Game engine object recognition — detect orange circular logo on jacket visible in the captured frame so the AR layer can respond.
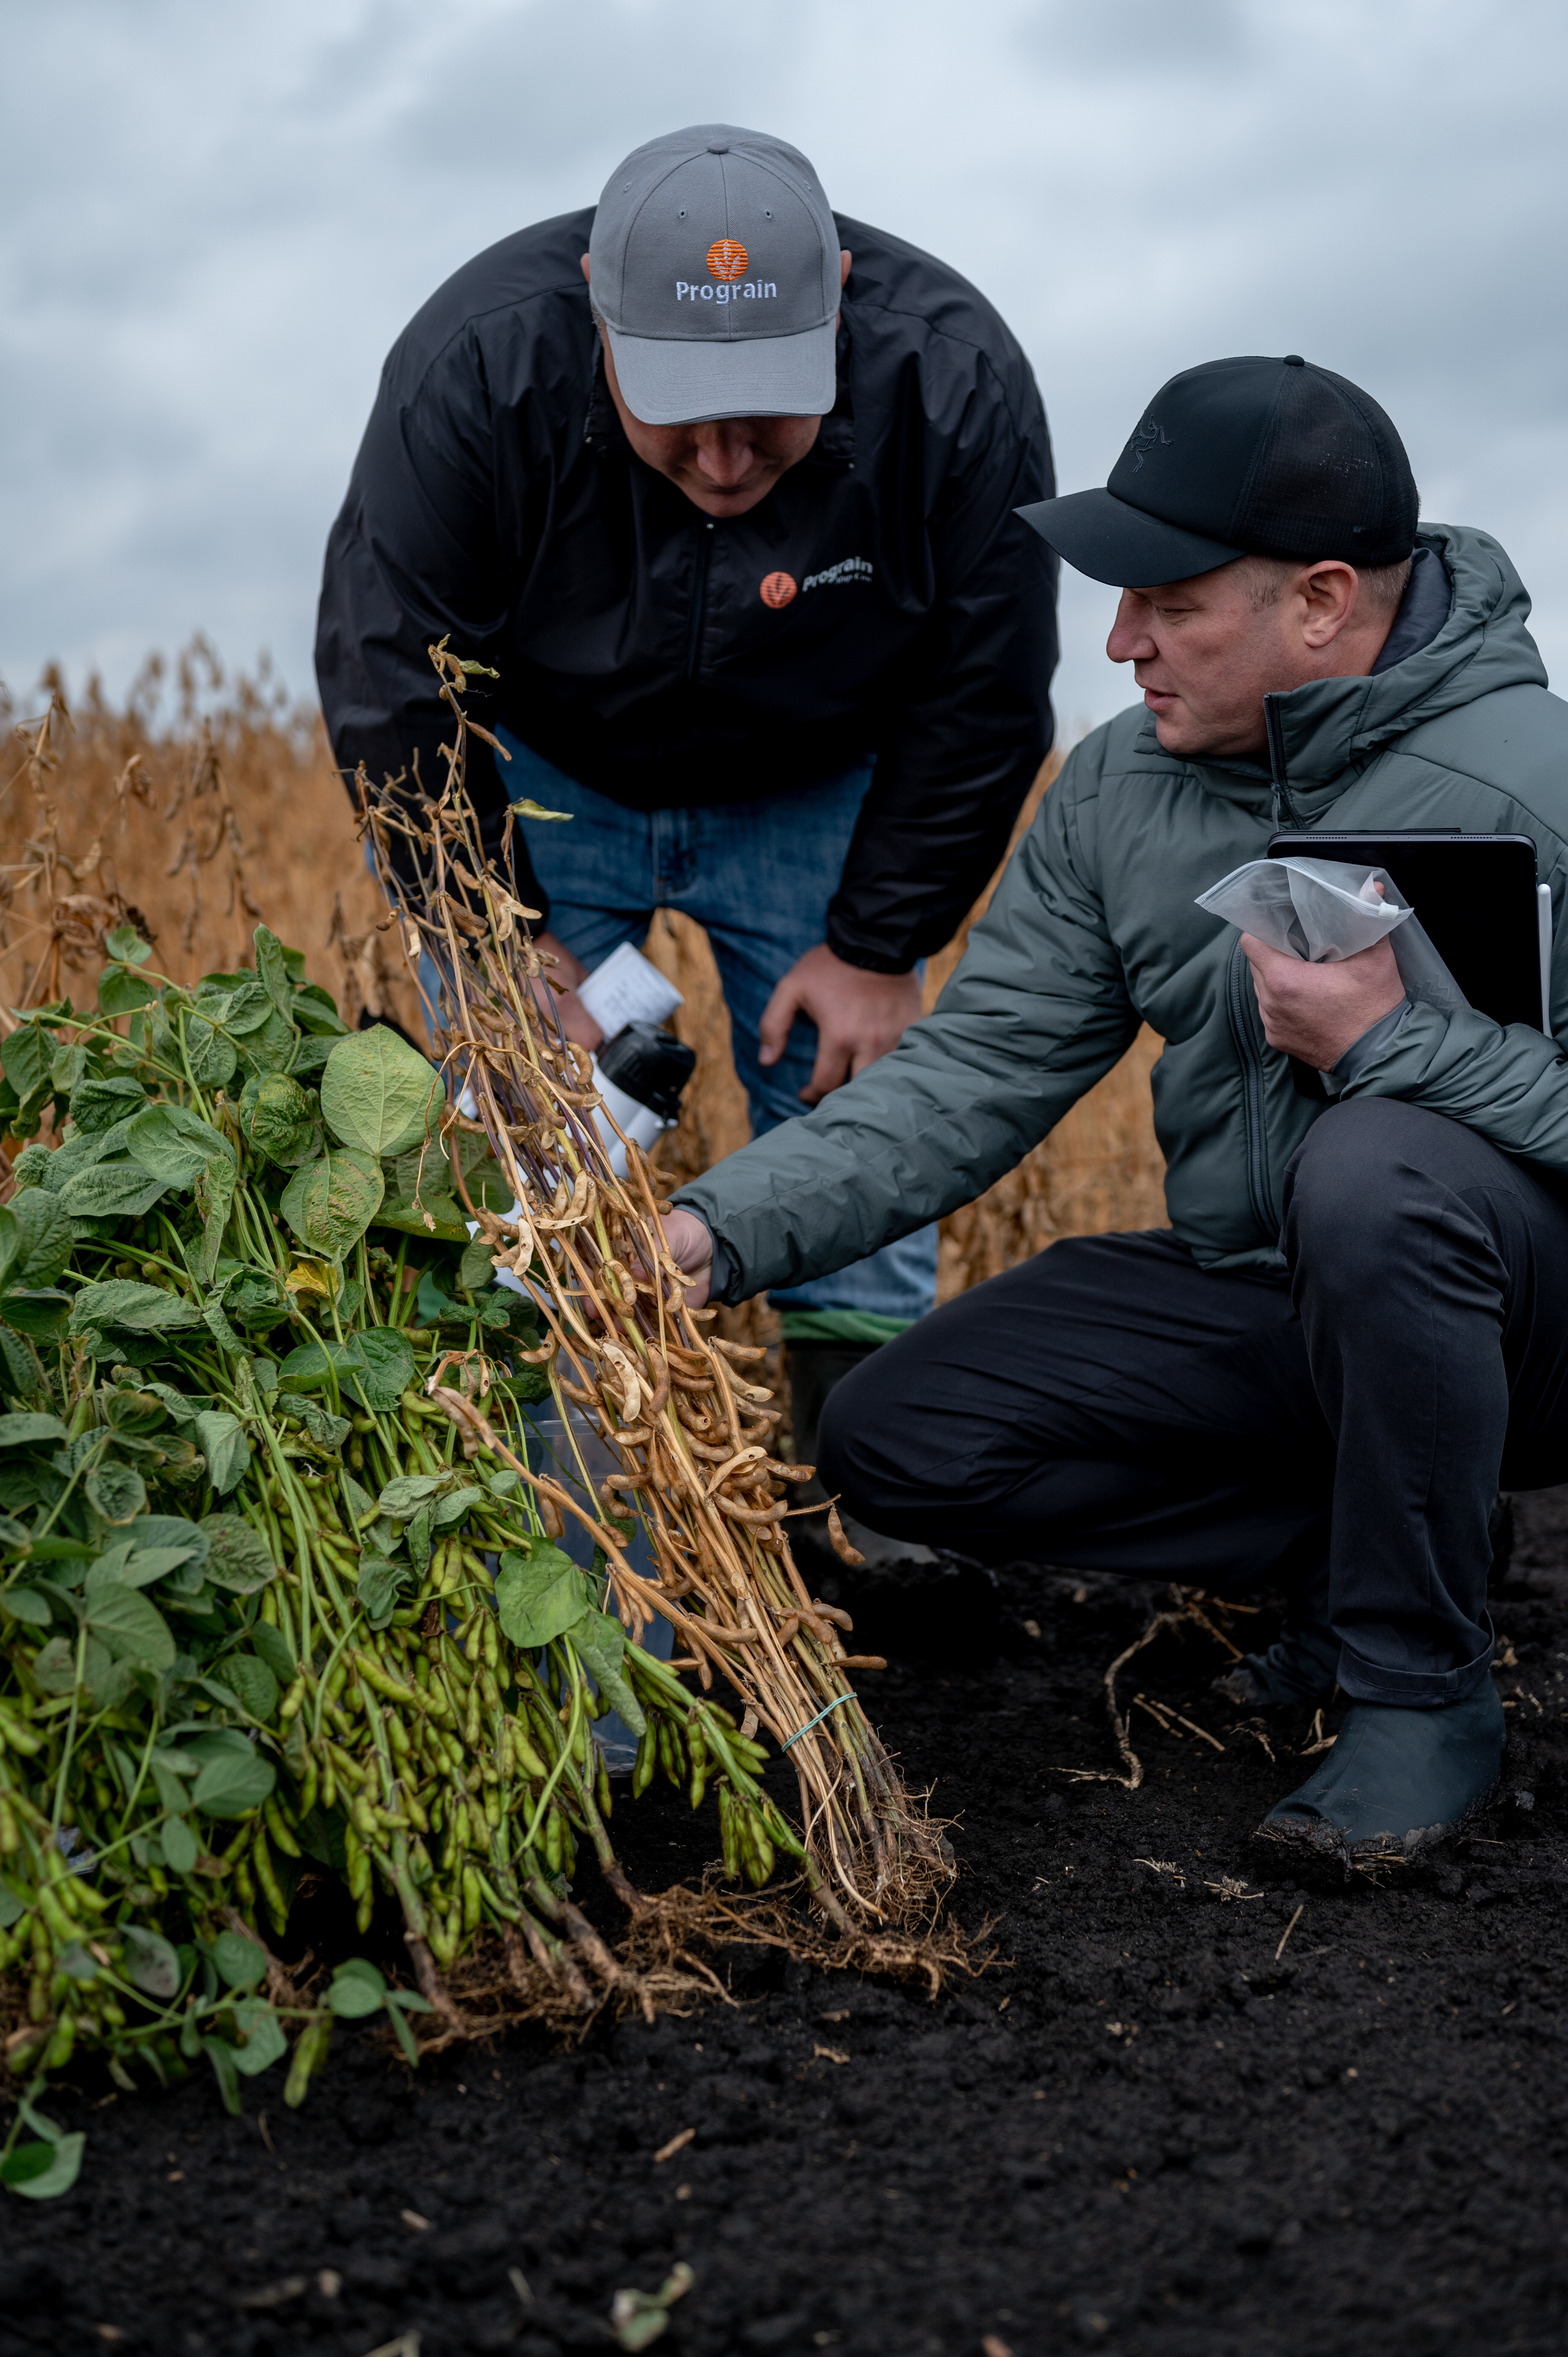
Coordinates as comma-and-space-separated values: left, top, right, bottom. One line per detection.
707, 238, 749, 281
760, 572, 797, 609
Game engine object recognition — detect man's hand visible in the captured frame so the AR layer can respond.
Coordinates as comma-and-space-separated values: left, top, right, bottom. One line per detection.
658, 1208, 714, 1308
534, 930, 604, 1052
1240, 931, 1405, 1069
758, 942, 923, 1106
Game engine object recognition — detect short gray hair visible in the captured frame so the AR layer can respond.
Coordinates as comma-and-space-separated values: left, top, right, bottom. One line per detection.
1234, 550, 1413, 619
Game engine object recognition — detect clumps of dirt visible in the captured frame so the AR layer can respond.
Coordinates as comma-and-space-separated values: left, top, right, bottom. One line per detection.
4, 1496, 1568, 2357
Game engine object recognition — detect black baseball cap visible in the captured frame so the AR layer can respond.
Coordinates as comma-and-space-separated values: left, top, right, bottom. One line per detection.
1018, 354, 1418, 586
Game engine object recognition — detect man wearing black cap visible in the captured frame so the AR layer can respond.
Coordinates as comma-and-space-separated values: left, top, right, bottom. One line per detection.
315, 124, 1056, 1489
663, 353, 1568, 1860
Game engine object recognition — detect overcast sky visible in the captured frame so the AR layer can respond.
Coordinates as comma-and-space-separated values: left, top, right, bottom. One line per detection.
4, 0, 1566, 740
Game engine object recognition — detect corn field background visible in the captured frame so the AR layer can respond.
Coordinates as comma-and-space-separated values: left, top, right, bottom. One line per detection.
0, 647, 1167, 1312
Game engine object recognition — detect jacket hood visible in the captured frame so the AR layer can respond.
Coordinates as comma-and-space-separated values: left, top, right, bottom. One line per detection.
1260, 522, 1547, 810
1131, 522, 1549, 818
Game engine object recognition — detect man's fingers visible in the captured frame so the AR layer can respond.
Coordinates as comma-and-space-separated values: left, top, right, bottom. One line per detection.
658, 1208, 714, 1308
798, 1033, 852, 1107
757, 975, 802, 1068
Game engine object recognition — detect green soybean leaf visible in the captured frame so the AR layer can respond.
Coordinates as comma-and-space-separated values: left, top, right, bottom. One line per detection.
191, 1743, 276, 1818
341, 1325, 415, 1413
239, 1070, 321, 1168
279, 1149, 383, 1260
374, 1471, 453, 1519
3, 1189, 74, 1287
56, 1159, 172, 1220
191, 1156, 237, 1287
495, 1541, 593, 1650
182, 1016, 239, 1090
253, 926, 295, 1019
98, 963, 158, 1017
232, 1999, 287, 2077
327, 1958, 387, 2018
275, 1335, 363, 1392
86, 1579, 174, 1666
161, 1813, 199, 1874
0, 1587, 51, 1626
432, 1485, 483, 1531
132, 1511, 209, 1565
0, 1289, 71, 1341
119, 1922, 182, 2000
353, 1554, 404, 1629
214, 1929, 269, 1990
199, 1515, 277, 1593
84, 1460, 148, 1526
70, 1280, 203, 1336
249, 1622, 294, 1681
105, 924, 153, 966
2, 2133, 85, 2200
194, 1409, 250, 1496
69, 1077, 151, 1136
0, 1411, 68, 1449
320, 1028, 444, 1158
124, 1103, 233, 1187
224, 1655, 279, 1720
88, 1543, 197, 1590
0, 1026, 52, 1101
204, 2036, 243, 2117
566, 1607, 646, 1736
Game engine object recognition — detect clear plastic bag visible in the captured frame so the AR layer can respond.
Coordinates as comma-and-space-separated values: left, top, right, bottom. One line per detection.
1195, 857, 1468, 1014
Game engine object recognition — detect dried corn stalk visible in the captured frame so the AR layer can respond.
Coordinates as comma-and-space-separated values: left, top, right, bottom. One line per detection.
359, 645, 953, 1930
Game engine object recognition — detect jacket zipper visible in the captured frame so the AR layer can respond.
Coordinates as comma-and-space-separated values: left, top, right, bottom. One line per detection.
684, 520, 715, 685
1263, 691, 1302, 830
1226, 937, 1279, 1240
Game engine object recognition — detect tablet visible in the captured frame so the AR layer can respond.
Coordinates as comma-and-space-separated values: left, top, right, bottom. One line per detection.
1266, 830, 1552, 1034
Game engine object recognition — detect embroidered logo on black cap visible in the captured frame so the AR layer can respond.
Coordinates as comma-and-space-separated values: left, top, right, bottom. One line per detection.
1129, 418, 1173, 472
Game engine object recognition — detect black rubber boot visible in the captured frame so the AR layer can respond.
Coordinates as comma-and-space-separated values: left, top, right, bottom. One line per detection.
1258, 1682, 1505, 1861
1213, 1601, 1341, 1710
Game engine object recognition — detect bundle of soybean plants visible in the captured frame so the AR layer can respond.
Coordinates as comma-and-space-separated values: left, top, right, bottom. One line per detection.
0, 911, 755, 2199
361, 642, 955, 1944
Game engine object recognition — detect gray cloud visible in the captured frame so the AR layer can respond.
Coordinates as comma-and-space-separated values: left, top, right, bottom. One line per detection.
2, 0, 1565, 741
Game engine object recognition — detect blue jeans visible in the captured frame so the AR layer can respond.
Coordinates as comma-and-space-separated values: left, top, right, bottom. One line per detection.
496, 728, 938, 1330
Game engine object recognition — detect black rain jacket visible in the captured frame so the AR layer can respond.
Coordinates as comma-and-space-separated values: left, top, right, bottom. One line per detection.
314, 208, 1057, 970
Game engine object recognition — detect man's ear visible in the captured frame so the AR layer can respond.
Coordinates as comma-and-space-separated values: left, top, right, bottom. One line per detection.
580, 253, 591, 283
839, 249, 852, 288
1299, 561, 1361, 649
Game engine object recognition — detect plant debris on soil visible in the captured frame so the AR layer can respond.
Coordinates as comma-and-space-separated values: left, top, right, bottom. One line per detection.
6, 1488, 1568, 2356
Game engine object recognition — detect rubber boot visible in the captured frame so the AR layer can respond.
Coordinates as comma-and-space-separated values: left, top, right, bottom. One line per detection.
787, 1340, 937, 1571
1258, 1682, 1506, 1861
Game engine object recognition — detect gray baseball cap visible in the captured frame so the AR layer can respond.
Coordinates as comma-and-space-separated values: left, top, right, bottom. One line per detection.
588, 124, 840, 427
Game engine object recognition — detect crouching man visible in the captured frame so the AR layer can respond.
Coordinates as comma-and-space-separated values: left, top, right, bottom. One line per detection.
653, 351, 1568, 1860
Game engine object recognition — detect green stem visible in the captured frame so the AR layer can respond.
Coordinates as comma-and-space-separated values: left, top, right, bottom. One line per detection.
49, 1624, 90, 1836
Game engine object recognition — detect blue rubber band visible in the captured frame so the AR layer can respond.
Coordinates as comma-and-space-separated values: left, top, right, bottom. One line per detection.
780, 1691, 858, 1755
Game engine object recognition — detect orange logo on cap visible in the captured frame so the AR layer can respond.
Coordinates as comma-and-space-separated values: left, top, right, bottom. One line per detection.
707, 238, 749, 282
760, 572, 797, 609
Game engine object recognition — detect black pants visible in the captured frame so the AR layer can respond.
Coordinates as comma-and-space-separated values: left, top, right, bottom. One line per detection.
818, 1100, 1568, 1706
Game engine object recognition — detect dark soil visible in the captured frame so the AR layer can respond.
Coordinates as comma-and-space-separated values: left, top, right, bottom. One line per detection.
8, 1497, 1568, 2357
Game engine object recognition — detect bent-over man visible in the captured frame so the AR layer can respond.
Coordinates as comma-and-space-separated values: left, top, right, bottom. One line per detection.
660, 352, 1568, 1858
315, 122, 1057, 1480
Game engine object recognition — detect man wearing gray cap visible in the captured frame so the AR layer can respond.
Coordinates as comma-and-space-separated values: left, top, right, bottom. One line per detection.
316, 123, 1057, 1482
662, 351, 1568, 1860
